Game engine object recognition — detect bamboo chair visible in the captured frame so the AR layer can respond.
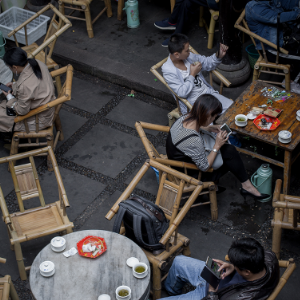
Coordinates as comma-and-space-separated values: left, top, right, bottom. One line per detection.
225, 255, 295, 300
135, 121, 218, 221
7, 3, 72, 94
59, 0, 112, 38
9, 65, 74, 172
106, 159, 214, 300
0, 258, 19, 300
235, 9, 291, 91
271, 179, 300, 259
150, 45, 231, 126
0, 147, 74, 280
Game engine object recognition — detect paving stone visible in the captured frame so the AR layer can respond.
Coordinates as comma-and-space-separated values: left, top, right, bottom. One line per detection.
56, 109, 88, 148
69, 77, 117, 113
106, 97, 169, 136
80, 191, 122, 232
63, 124, 144, 177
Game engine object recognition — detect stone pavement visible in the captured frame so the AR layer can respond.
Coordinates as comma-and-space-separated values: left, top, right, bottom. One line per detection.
0, 70, 300, 299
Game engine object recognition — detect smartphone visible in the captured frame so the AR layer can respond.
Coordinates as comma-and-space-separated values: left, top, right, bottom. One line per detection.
220, 123, 232, 137
200, 256, 221, 289
0, 83, 12, 93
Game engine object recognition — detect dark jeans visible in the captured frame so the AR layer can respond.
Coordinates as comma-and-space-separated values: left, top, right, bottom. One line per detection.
201, 144, 249, 183
169, 0, 218, 35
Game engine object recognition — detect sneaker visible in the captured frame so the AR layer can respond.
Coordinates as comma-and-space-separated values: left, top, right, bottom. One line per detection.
229, 135, 241, 148
154, 18, 176, 30
161, 38, 169, 47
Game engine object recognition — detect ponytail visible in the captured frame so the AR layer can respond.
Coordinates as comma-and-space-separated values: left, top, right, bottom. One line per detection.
3, 47, 42, 80
28, 58, 42, 79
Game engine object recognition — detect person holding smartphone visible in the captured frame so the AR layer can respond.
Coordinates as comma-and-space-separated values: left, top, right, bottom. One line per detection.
166, 94, 268, 200
159, 238, 279, 300
0, 47, 56, 136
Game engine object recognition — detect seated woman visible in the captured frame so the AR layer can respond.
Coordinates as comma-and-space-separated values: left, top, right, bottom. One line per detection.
166, 94, 268, 200
0, 47, 56, 136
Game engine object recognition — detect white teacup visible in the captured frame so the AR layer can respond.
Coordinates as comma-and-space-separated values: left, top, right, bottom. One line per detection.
132, 262, 148, 279
116, 286, 131, 300
235, 114, 248, 127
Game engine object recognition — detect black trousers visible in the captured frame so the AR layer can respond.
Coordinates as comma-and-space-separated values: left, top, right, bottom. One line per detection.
169, 0, 209, 35
201, 144, 249, 183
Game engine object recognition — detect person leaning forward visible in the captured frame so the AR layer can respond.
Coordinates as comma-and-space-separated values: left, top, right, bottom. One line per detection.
0, 47, 56, 134
159, 238, 280, 300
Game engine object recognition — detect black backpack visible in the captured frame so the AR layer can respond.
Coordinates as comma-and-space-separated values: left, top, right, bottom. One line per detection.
113, 195, 169, 252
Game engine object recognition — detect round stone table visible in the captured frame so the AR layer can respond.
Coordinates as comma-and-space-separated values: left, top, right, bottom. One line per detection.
30, 230, 150, 300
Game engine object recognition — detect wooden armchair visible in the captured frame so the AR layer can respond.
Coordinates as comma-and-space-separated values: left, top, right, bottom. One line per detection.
8, 3, 72, 94
150, 45, 231, 126
59, 0, 112, 38
225, 254, 295, 300
106, 159, 212, 300
0, 258, 19, 300
10, 65, 74, 171
271, 179, 300, 259
235, 9, 291, 91
0, 147, 74, 280
135, 121, 218, 221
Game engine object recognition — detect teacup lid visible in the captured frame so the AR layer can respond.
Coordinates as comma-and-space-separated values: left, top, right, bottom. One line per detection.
51, 237, 66, 248
39, 261, 55, 273
126, 257, 139, 268
278, 130, 292, 139
98, 295, 111, 300
297, 110, 300, 117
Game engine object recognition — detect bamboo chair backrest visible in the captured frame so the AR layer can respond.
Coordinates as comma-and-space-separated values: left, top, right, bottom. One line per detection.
234, 9, 288, 65
0, 147, 70, 214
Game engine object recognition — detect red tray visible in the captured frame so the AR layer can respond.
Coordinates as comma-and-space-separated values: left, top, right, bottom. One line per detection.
253, 114, 281, 131
77, 236, 107, 258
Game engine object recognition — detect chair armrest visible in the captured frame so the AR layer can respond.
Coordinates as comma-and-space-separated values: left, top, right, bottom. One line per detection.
137, 121, 170, 133
0, 257, 6, 264
0, 186, 11, 225
211, 70, 231, 87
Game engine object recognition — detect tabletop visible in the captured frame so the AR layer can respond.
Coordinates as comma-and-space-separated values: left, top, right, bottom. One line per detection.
29, 230, 150, 300
217, 81, 300, 151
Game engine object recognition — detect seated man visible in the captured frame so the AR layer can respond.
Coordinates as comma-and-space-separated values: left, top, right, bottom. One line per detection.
162, 33, 233, 116
160, 238, 279, 300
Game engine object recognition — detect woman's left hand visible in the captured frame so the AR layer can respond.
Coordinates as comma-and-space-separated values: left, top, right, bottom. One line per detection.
2, 90, 10, 97
207, 125, 221, 133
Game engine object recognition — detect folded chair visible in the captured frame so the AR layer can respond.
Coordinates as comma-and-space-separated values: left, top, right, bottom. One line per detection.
150, 45, 231, 126
272, 179, 300, 259
106, 159, 214, 300
8, 3, 72, 94
135, 121, 218, 221
0, 147, 74, 280
10, 65, 73, 171
235, 9, 291, 91
0, 258, 19, 300
225, 254, 295, 300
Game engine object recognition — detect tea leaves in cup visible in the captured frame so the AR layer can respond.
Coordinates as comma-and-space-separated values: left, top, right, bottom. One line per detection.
135, 266, 146, 273
118, 290, 129, 297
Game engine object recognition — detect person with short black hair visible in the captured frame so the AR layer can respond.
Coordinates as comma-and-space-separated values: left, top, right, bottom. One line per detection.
0, 47, 56, 136
159, 238, 280, 300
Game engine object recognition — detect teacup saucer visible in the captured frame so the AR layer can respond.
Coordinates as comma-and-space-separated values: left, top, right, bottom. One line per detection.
235, 121, 247, 127
51, 244, 66, 253
133, 271, 148, 279
40, 269, 55, 277
246, 113, 256, 120
278, 137, 291, 144
297, 116, 300, 121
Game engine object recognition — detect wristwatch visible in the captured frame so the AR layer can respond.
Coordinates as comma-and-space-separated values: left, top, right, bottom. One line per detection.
212, 148, 218, 153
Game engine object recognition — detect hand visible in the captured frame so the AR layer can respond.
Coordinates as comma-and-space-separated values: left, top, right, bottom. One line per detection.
208, 284, 218, 292
218, 44, 229, 59
6, 82, 13, 88
207, 125, 221, 133
2, 90, 10, 97
214, 130, 228, 150
190, 62, 202, 77
213, 259, 235, 279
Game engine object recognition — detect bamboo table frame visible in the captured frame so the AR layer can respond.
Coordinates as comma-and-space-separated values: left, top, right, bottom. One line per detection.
217, 81, 300, 195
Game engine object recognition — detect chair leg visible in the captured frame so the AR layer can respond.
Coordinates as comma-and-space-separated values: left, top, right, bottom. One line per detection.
84, 5, 94, 38
183, 245, 191, 257
253, 66, 259, 82
10, 280, 20, 300
152, 263, 161, 300
9, 136, 19, 171
14, 242, 27, 280
105, 0, 112, 17
199, 6, 204, 27
46, 137, 54, 172
285, 72, 290, 91
117, 0, 124, 21
209, 189, 218, 221
207, 15, 216, 49
272, 207, 284, 259
55, 114, 64, 141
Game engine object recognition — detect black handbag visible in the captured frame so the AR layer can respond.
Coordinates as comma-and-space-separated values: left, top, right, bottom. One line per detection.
113, 195, 169, 252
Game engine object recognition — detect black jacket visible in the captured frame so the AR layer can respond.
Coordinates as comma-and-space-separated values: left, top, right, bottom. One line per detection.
204, 251, 280, 300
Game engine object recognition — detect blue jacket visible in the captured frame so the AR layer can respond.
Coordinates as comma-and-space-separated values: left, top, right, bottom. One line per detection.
245, 0, 300, 50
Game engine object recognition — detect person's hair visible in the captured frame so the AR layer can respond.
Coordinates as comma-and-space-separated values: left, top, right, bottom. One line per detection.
3, 47, 42, 79
168, 33, 189, 54
183, 94, 222, 131
228, 238, 265, 274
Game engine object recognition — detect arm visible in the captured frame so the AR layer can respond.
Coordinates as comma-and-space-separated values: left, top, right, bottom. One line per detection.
189, 52, 222, 72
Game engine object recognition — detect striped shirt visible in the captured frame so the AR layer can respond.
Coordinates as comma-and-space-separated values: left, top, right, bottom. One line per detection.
170, 116, 210, 171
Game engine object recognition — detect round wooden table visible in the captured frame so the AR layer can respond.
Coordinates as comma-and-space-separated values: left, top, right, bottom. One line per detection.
30, 230, 150, 300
